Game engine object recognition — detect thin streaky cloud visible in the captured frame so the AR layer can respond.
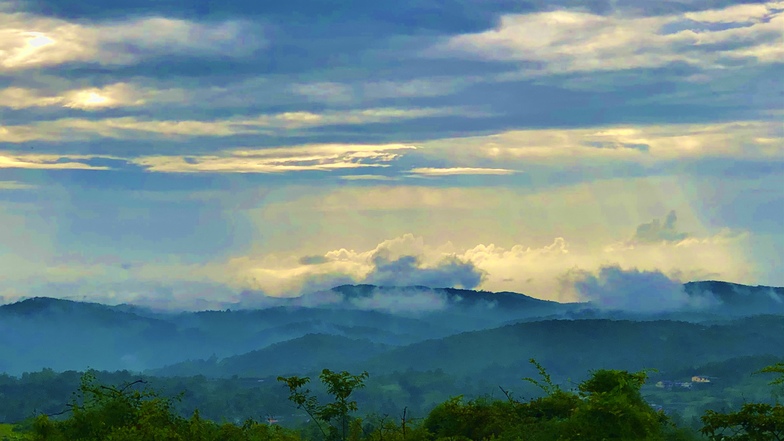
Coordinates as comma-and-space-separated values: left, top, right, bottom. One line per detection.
132, 144, 415, 173
419, 121, 783, 166
435, 1, 784, 75
0, 153, 112, 170
0, 180, 37, 190
339, 175, 399, 181
0, 83, 158, 110
0, 14, 263, 70
0, 107, 472, 142
408, 167, 517, 176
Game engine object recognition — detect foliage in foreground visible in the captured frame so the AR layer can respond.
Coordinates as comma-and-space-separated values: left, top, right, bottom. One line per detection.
18, 360, 784, 441
28, 371, 299, 441
0, 423, 30, 441
422, 360, 698, 441
700, 362, 784, 441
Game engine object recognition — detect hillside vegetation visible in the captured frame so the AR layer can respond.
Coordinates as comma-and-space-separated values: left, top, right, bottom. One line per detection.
10, 361, 784, 441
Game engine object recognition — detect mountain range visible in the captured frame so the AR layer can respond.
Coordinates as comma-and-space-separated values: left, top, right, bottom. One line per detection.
1, 281, 782, 378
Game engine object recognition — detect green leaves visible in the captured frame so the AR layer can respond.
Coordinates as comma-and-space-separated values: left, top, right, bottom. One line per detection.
699, 363, 784, 441
701, 403, 784, 441
424, 360, 673, 441
759, 363, 784, 387
26, 361, 754, 441
523, 358, 560, 395
30, 372, 302, 441
317, 370, 369, 423
278, 370, 369, 441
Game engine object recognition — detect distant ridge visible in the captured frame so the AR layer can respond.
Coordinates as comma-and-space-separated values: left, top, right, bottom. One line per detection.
149, 333, 390, 378
327, 284, 566, 309
2, 281, 783, 314
683, 280, 784, 314
0, 296, 133, 317
0, 280, 782, 376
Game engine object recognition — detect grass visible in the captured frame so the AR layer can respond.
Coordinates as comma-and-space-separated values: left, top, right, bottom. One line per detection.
0, 423, 30, 440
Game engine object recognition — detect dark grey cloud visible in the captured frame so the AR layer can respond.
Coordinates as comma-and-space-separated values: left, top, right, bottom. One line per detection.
298, 255, 329, 265
633, 210, 689, 243
364, 254, 485, 289
288, 252, 486, 296
567, 265, 718, 312
583, 141, 650, 151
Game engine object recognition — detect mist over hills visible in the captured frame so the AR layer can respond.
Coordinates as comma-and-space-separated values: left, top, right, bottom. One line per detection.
0, 280, 782, 377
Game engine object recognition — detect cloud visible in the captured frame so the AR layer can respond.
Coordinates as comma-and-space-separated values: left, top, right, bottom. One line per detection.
149, 234, 484, 298
284, 186, 509, 214
339, 175, 398, 181
0, 83, 177, 110
0, 87, 63, 109
582, 141, 650, 152
0, 180, 36, 190
419, 120, 783, 167
0, 168, 770, 308
223, 223, 749, 302
565, 265, 718, 312
408, 167, 517, 176
288, 82, 355, 104
341, 287, 452, 314
240, 247, 484, 313
238, 284, 453, 315
299, 255, 329, 265
132, 143, 416, 173
12, 280, 243, 311
632, 210, 689, 243
0, 107, 469, 142
0, 219, 755, 309
290, 77, 476, 103
0, 153, 111, 170
683, 3, 774, 24
364, 254, 485, 289
434, 1, 784, 74
0, 14, 263, 70
361, 78, 473, 99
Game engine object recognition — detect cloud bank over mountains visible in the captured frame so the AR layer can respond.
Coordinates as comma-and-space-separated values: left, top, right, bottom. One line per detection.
567, 265, 717, 313
0, 210, 753, 312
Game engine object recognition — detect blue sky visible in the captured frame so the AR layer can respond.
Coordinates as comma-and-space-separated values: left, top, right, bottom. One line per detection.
0, 0, 782, 309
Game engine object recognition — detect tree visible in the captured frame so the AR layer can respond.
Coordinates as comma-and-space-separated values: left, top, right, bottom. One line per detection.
29, 371, 300, 441
30, 371, 185, 441
278, 370, 369, 441
422, 359, 676, 441
700, 363, 784, 441
565, 369, 668, 441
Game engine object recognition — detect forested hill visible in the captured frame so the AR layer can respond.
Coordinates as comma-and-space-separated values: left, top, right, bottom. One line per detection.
364, 316, 784, 381
151, 315, 784, 384
683, 280, 784, 314
0, 281, 782, 375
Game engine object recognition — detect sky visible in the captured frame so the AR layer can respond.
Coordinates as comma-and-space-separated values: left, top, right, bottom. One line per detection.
0, 0, 782, 310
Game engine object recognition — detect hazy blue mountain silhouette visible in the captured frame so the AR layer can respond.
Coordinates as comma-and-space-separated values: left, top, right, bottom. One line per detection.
0, 281, 782, 375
